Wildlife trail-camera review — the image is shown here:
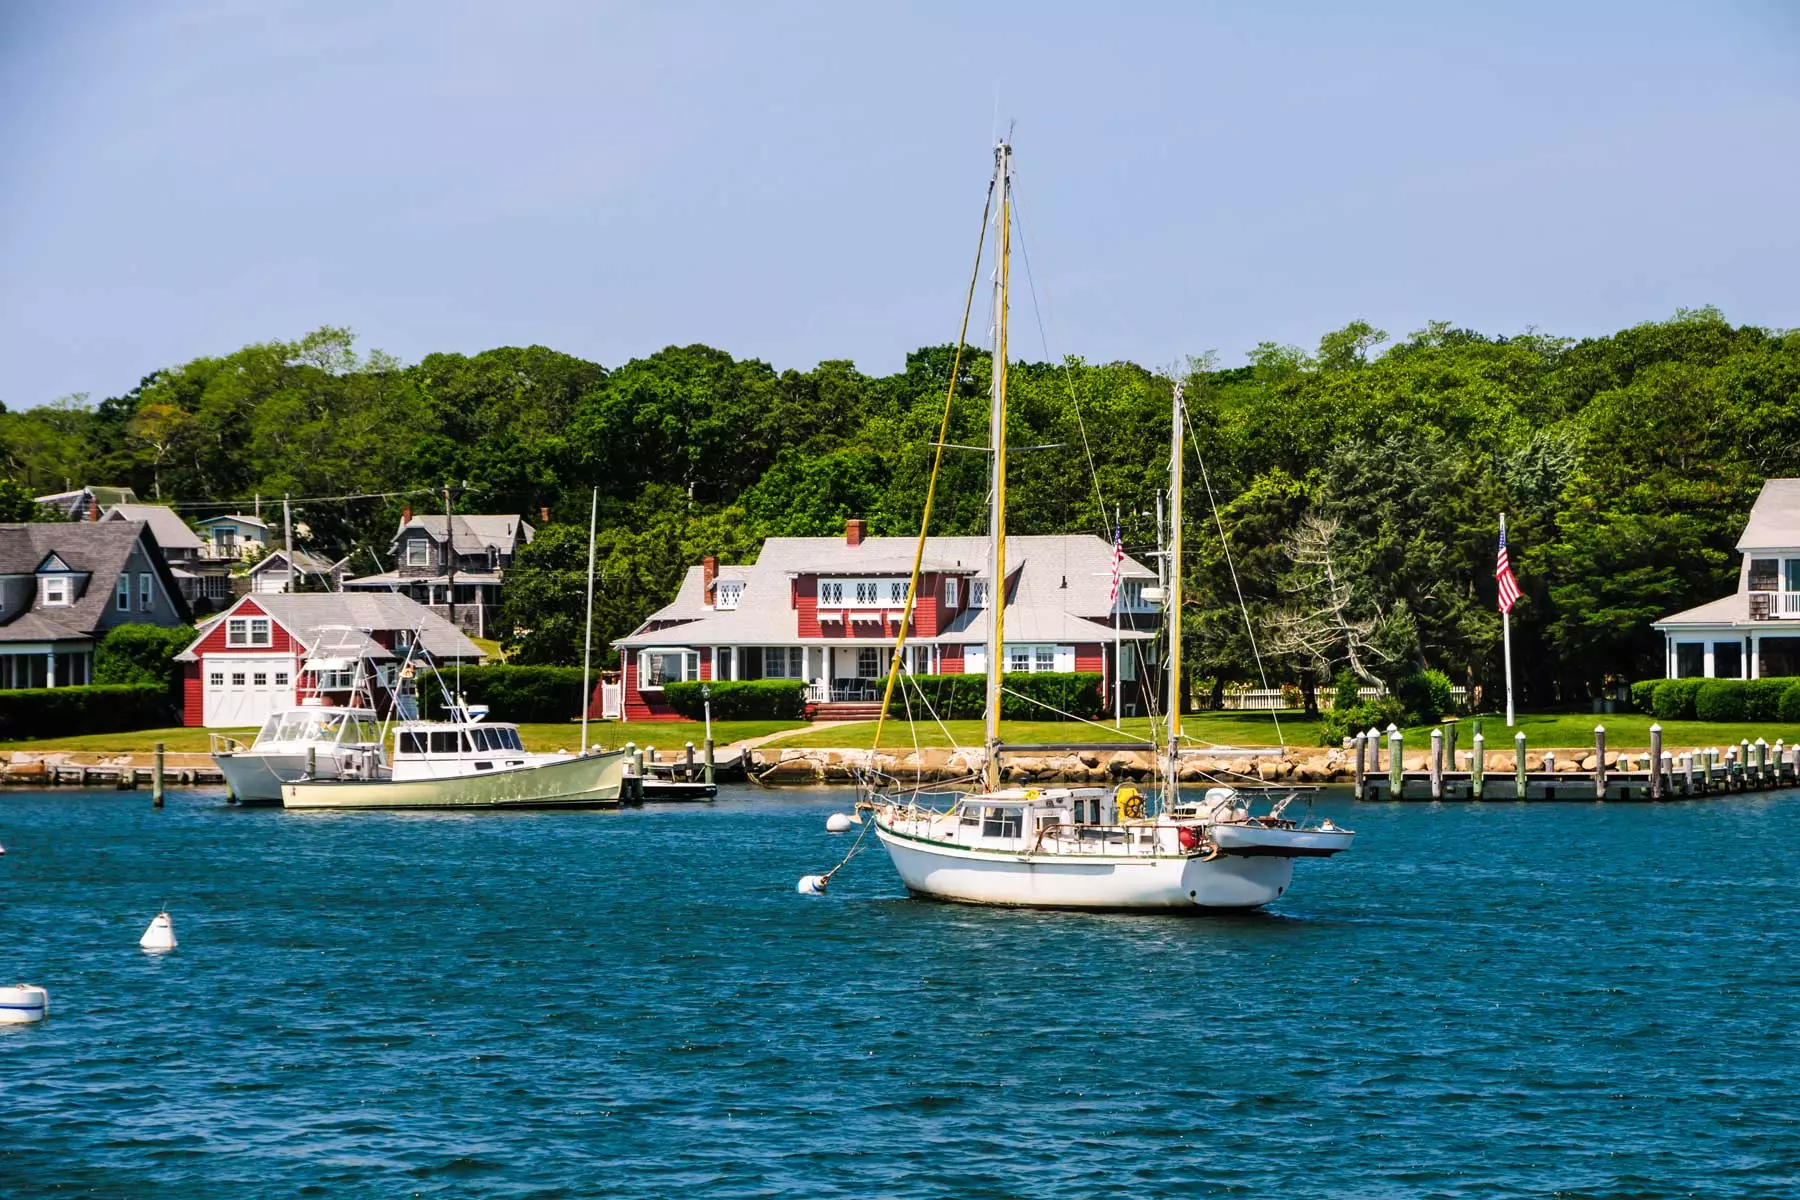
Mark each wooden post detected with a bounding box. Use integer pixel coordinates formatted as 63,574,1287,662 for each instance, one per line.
1445,720,1459,772
684,741,695,782
1755,738,1768,785
1367,728,1380,774
1593,725,1606,801
306,745,317,780
1514,731,1527,800
1429,727,1444,800
152,742,165,808
1649,724,1663,800
1353,730,1366,800
1387,725,1403,799
1776,738,1787,783
1471,731,1485,800
705,737,716,786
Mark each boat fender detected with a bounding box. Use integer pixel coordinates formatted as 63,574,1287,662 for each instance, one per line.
825,812,855,834
0,984,48,1024
1178,826,1199,851
796,874,828,895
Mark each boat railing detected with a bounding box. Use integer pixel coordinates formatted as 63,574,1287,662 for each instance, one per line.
1031,822,1175,856
210,732,251,755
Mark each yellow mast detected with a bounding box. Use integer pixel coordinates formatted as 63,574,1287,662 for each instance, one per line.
983,141,1012,792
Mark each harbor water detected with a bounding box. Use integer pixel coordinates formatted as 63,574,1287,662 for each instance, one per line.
2,785,1797,1197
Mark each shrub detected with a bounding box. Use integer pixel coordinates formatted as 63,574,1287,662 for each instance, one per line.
1694,680,1747,722
94,623,196,693
1780,682,1800,723
0,684,173,740
1746,678,1791,722
664,680,807,720
1629,679,1661,713
1318,695,1408,746
1330,670,1362,713
426,665,588,723
1395,669,1455,725
900,672,1105,721
1652,679,1703,721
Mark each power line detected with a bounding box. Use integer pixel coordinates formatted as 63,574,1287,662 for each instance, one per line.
160,487,442,513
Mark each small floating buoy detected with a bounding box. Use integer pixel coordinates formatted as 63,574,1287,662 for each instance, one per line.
0,984,48,1024
797,874,828,895
825,812,855,834
139,911,177,952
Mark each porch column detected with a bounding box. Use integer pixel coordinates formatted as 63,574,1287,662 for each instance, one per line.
44,648,55,689
1746,636,1755,680
1751,633,1761,680
1704,642,1715,678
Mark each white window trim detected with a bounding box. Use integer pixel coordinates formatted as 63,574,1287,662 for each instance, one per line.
406,540,430,567
944,577,958,608
818,577,915,610
636,648,700,691
40,576,71,607
715,581,744,610
116,576,132,612
139,572,154,612
970,579,989,609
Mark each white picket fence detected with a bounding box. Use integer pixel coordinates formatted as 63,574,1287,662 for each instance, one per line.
1217,686,1469,712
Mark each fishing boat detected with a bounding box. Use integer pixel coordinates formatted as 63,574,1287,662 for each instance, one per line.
855,140,1353,910
210,628,391,804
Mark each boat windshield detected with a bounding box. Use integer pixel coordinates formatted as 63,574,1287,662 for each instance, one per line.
252,710,379,748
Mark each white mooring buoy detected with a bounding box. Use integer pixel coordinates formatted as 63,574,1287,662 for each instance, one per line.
825,812,856,834
797,874,828,895
139,911,177,952
0,984,49,1024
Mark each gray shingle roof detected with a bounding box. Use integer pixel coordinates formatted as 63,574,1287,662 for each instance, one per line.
1736,479,1800,551
0,521,191,642
397,515,533,555
102,504,203,551
616,534,1156,648
177,592,484,662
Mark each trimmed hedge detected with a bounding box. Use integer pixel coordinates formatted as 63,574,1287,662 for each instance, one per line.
0,683,174,740
94,623,196,695
1694,680,1746,722
663,680,807,720
897,672,1106,720
1781,682,1800,723
425,665,588,723
1629,679,1660,713
1652,679,1704,720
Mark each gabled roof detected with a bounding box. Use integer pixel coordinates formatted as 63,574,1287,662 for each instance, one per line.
395,514,533,555
0,521,193,641
195,514,270,530
615,534,1156,648
101,504,204,551
1737,479,1800,550
34,485,138,512
245,548,342,577
1653,594,1750,627
177,593,484,662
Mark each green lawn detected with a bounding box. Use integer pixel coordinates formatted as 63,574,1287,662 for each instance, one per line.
0,720,805,756
1407,712,1800,751
762,711,1296,750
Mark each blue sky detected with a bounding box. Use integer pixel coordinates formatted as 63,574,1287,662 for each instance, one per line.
2,1,1798,407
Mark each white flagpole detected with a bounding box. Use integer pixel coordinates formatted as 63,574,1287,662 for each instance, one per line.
1502,511,1515,728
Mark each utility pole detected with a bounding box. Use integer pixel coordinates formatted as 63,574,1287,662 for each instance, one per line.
444,483,457,631
283,493,294,593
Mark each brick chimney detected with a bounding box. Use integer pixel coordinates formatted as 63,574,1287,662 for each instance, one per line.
845,518,866,546
87,495,100,522
703,554,718,604
539,506,550,524
401,505,413,525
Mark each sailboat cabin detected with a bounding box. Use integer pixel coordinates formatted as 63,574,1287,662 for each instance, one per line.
607,519,1160,721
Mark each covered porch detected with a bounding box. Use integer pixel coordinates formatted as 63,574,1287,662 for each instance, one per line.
1658,629,1800,679
711,643,939,703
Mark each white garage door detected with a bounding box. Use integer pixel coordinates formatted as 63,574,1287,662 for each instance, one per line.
202,655,295,728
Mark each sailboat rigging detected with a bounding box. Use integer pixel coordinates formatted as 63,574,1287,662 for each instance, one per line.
848,138,1354,911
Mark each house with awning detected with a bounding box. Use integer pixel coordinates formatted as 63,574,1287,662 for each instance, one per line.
1653,478,1800,679
609,518,1160,721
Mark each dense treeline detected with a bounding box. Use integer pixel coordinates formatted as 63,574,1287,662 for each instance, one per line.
3,308,1794,708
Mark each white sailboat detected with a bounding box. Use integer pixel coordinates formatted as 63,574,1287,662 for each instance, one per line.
858,140,1353,911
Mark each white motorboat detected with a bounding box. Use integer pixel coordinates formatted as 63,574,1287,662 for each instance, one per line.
857,141,1352,910
211,630,391,804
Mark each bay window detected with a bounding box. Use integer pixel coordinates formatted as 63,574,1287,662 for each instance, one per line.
638,649,699,689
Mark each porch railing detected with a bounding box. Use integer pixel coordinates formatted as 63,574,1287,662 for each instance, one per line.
1747,591,1800,619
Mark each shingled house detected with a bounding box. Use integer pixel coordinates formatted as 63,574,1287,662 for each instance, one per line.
341,509,534,637
0,521,192,689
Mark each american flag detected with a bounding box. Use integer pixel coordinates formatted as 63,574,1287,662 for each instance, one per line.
1108,526,1125,605
1496,526,1522,614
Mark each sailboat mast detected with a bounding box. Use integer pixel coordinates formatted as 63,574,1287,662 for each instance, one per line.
1164,383,1185,814
983,140,1012,791
580,487,597,755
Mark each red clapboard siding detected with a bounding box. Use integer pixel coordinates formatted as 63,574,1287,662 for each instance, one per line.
1075,643,1104,674
699,648,712,681
939,645,965,673
795,576,819,637
189,598,299,656
622,658,689,722
182,662,203,726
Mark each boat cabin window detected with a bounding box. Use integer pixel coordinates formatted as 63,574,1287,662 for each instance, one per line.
429,730,466,754
980,806,1022,838
399,731,427,755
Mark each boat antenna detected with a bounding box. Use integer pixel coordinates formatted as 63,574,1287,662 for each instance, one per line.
581,487,598,755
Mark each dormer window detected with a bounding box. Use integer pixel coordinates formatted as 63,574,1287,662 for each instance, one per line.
41,576,70,607
970,579,989,609
944,577,959,608
116,576,132,612
406,539,430,567
1750,559,1780,591
487,546,499,571
715,581,743,610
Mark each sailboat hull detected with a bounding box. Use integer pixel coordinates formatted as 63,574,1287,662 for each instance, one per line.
873,823,1294,911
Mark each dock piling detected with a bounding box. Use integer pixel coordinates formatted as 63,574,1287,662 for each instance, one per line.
704,738,715,785
1367,728,1380,774
1755,738,1768,784
1429,728,1444,800
1352,731,1367,800
1514,731,1527,799
1446,720,1458,770
1471,732,1485,799
684,741,695,782
152,742,165,808
1649,724,1663,800
1387,725,1403,799
1593,725,1606,801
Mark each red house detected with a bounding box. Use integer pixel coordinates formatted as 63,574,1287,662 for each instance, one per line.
175,593,484,727
608,519,1159,721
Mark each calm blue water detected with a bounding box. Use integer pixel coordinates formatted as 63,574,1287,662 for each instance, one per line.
2,786,1797,1198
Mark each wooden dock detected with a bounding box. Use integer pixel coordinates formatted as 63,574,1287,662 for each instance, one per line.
1353,723,1798,802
